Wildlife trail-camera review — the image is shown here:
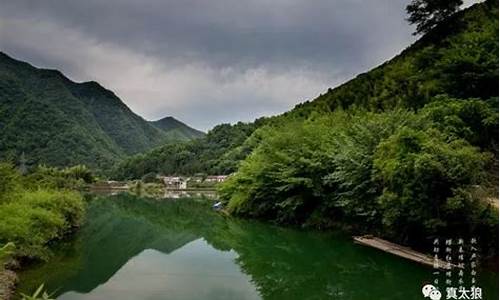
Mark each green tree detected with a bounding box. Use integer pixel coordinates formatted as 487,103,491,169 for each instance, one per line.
0,163,20,203
373,127,490,241
406,0,463,35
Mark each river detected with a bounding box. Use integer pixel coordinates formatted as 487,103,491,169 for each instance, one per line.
17,192,498,300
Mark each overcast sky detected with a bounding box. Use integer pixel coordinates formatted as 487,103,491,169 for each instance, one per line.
0,0,480,131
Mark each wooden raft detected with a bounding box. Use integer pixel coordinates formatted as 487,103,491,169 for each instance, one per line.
353,235,461,270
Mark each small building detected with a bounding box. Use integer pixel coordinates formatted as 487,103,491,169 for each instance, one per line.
205,175,228,183
162,176,188,190
191,176,203,183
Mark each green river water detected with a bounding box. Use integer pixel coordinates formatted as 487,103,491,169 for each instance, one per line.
17,193,498,300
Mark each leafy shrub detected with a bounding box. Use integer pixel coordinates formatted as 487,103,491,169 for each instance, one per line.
24,165,95,190
62,165,95,184
0,166,85,260
373,127,491,242
0,163,20,203
19,190,85,230
0,202,64,259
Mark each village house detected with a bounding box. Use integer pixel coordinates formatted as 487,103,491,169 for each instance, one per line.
205,175,228,183
162,176,188,190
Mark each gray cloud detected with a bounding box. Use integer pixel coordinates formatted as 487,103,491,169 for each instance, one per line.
0,0,433,130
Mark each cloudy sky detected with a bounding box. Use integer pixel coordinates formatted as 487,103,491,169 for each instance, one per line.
0,0,479,131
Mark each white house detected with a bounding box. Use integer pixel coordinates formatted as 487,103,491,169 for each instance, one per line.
162,176,188,190
205,175,228,183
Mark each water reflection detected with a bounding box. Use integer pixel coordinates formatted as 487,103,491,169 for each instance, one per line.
163,189,217,199
89,187,217,199
18,194,498,300
58,242,259,300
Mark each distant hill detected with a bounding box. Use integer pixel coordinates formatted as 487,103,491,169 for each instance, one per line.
0,52,201,169
150,117,205,140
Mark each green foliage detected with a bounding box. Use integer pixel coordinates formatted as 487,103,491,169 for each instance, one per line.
62,165,95,184
293,1,498,114
221,100,498,253
0,163,20,203
0,164,85,260
420,97,498,149
0,242,15,269
220,119,338,223
406,0,463,35
373,127,491,240
23,165,95,190
0,189,84,260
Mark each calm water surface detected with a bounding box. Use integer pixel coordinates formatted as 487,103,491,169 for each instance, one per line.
18,193,498,300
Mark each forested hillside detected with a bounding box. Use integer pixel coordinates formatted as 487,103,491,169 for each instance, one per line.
288,0,497,117
0,53,202,169
113,1,498,178
220,1,499,255
112,118,267,178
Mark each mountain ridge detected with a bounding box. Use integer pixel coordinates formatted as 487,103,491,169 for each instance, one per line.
0,52,202,169
149,116,205,140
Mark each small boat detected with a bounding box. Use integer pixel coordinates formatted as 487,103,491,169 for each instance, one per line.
212,201,223,210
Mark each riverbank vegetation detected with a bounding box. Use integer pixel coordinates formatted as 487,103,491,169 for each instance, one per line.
0,163,86,261
219,97,498,254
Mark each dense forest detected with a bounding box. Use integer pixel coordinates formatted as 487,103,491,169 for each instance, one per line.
0,53,204,170
220,98,498,251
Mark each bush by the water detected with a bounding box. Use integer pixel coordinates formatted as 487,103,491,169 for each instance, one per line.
0,163,85,260
24,164,95,190
219,97,498,254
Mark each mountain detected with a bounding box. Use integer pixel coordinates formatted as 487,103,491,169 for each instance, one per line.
149,117,205,140
0,52,201,169
112,0,498,179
